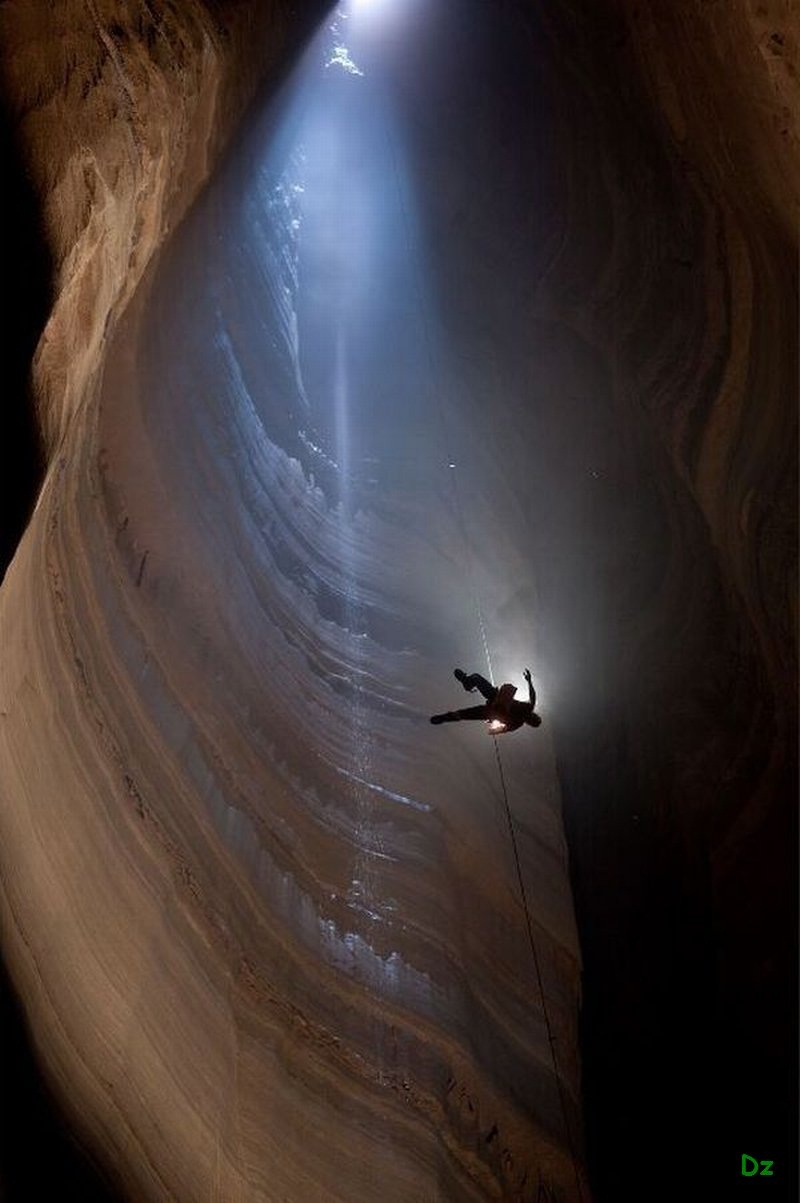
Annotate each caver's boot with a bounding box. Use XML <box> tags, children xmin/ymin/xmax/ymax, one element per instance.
<box><xmin>454</xmin><ymin>669</ymin><xmax>475</xmax><ymax>692</ymax></box>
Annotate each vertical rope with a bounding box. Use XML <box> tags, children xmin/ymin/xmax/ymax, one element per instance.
<box><xmin>446</xmin><ymin>464</ymin><xmax>494</xmax><ymax>680</ymax></box>
<box><xmin>384</xmin><ymin>126</ymin><xmax>493</xmax><ymax>679</ymax></box>
<box><xmin>491</xmin><ymin>738</ymin><xmax>586</xmax><ymax>1203</ymax></box>
<box><xmin>385</xmin><ymin>115</ymin><xmax>585</xmax><ymax>1202</ymax></box>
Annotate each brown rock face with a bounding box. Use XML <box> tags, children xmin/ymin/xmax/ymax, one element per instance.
<box><xmin>0</xmin><ymin>0</ymin><xmax>322</xmax><ymax>454</ymax></box>
<box><xmin>1</xmin><ymin>3</ymin><xmax>587</xmax><ymax>1200</ymax></box>
<box><xmin>0</xmin><ymin>1</ymin><xmax>796</xmax><ymax>1202</ymax></box>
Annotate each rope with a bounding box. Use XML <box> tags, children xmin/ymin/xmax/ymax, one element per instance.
<box><xmin>445</xmin><ymin>464</ymin><xmax>494</xmax><ymax>680</ymax></box>
<box><xmin>491</xmin><ymin>738</ymin><xmax>586</xmax><ymax>1203</ymax></box>
<box><xmin>383</xmin><ymin>125</ymin><xmax>492</xmax><ymax>678</ymax></box>
<box><xmin>385</xmin><ymin>114</ymin><xmax>585</xmax><ymax>1203</ymax></box>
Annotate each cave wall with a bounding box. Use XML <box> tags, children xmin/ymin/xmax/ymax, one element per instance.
<box><xmin>521</xmin><ymin>0</ymin><xmax>798</xmax><ymax>1193</ymax></box>
<box><xmin>0</xmin><ymin>1</ymin><xmax>796</xmax><ymax>1201</ymax></box>
<box><xmin>375</xmin><ymin>0</ymin><xmax>797</xmax><ymax>1193</ymax></box>
<box><xmin>0</xmin><ymin>4</ymin><xmax>588</xmax><ymax>1201</ymax></box>
<box><xmin>0</xmin><ymin>0</ymin><xmax>326</xmax><ymax>453</ymax></box>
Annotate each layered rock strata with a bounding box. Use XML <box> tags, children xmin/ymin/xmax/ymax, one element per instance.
<box><xmin>1</xmin><ymin>3</ymin><xmax>587</xmax><ymax>1201</ymax></box>
<box><xmin>0</xmin><ymin>0</ymin><xmax>796</xmax><ymax>1201</ymax></box>
<box><xmin>0</xmin><ymin>0</ymin><xmax>325</xmax><ymax>452</ymax></box>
